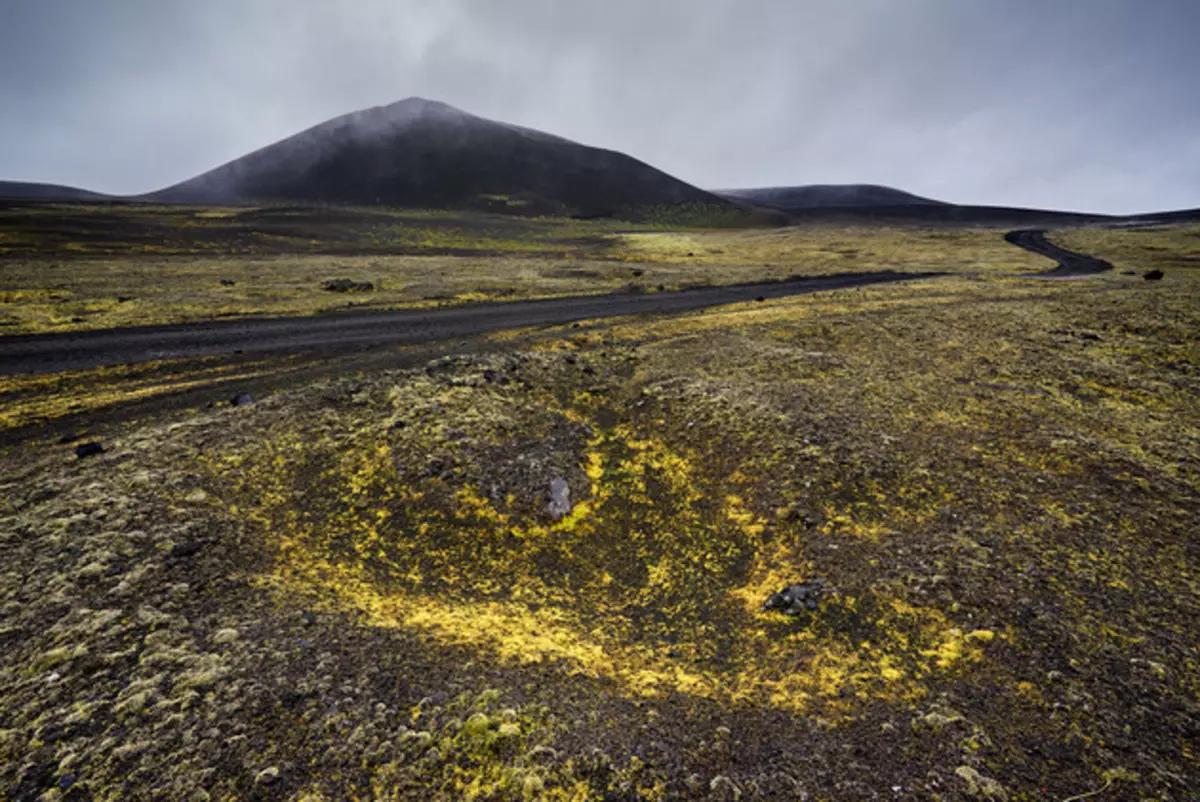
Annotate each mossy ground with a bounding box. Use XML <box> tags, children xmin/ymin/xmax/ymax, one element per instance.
<box><xmin>1</xmin><ymin>204</ymin><xmax>1047</xmax><ymax>336</ymax></box>
<box><xmin>1</xmin><ymin>216</ymin><xmax>1197</xmax><ymax>800</ymax></box>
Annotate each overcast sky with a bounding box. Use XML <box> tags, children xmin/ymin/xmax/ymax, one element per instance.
<box><xmin>2</xmin><ymin>0</ymin><xmax>1197</xmax><ymax>214</ymax></box>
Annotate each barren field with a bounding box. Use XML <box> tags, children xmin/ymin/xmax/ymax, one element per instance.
<box><xmin>1</xmin><ymin>207</ymin><xmax>1197</xmax><ymax>801</ymax></box>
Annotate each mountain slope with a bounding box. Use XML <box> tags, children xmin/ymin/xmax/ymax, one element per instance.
<box><xmin>714</xmin><ymin>183</ymin><xmax>947</xmax><ymax>212</ymax></box>
<box><xmin>146</xmin><ymin>98</ymin><xmax>741</xmax><ymax>220</ymax></box>
<box><xmin>0</xmin><ymin>181</ymin><xmax>109</xmax><ymax>202</ymax></box>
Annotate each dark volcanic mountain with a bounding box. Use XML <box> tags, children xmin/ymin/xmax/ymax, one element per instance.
<box><xmin>0</xmin><ymin>181</ymin><xmax>109</xmax><ymax>201</ymax></box>
<box><xmin>146</xmin><ymin>98</ymin><xmax>738</xmax><ymax>219</ymax></box>
<box><xmin>715</xmin><ymin>183</ymin><xmax>1137</xmax><ymax>226</ymax></box>
<box><xmin>715</xmin><ymin>183</ymin><xmax>947</xmax><ymax>212</ymax></box>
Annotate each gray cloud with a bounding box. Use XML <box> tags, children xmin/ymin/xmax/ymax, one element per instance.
<box><xmin>2</xmin><ymin>0</ymin><xmax>1197</xmax><ymax>213</ymax></box>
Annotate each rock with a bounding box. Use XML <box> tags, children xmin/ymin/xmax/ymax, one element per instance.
<box><xmin>955</xmin><ymin>766</ymin><xmax>1008</xmax><ymax>800</ymax></box>
<box><xmin>709</xmin><ymin>775</ymin><xmax>742</xmax><ymax>800</ymax></box>
<box><xmin>74</xmin><ymin>442</ymin><xmax>105</xmax><ymax>459</ymax></box>
<box><xmin>169</xmin><ymin>542</ymin><xmax>202</xmax><ymax>559</ymax></box>
<box><xmin>219</xmin><ymin>279</ymin><xmax>237</xmax><ymax>286</ymax></box>
<box><xmin>184</xmin><ymin>489</ymin><xmax>208</xmax><ymax>504</ymax></box>
<box><xmin>254</xmin><ymin>766</ymin><xmax>281</xmax><ymax>785</ymax></box>
<box><xmin>762</xmin><ymin>579</ymin><xmax>826</xmax><ymax>615</ymax></box>
<box><xmin>548</xmin><ymin>477</ymin><xmax>572</xmax><ymax>520</ymax></box>
<box><xmin>1120</xmin><ymin>270</ymin><xmax>1136</xmax><ymax>275</ymax></box>
<box><xmin>755</xmin><ymin>296</ymin><xmax>765</xmax><ymax>302</ymax></box>
<box><xmin>912</xmin><ymin>707</ymin><xmax>966</xmax><ymax>733</ymax></box>
<box><xmin>322</xmin><ymin>278</ymin><xmax>374</xmax><ymax>292</ymax></box>
<box><xmin>230</xmin><ymin>393</ymin><xmax>255</xmax><ymax>407</ymax></box>
<box><xmin>213</xmin><ymin>628</ymin><xmax>240</xmax><ymax>644</ymax></box>
<box><xmin>1143</xmin><ymin>270</ymin><xmax>1164</xmax><ymax>281</ymax></box>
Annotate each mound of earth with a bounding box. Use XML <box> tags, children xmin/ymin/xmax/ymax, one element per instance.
<box><xmin>715</xmin><ymin>183</ymin><xmax>947</xmax><ymax>211</ymax></box>
<box><xmin>714</xmin><ymin>184</ymin><xmax>1128</xmax><ymax>226</ymax></box>
<box><xmin>144</xmin><ymin>98</ymin><xmax>744</xmax><ymax>220</ymax></box>
<box><xmin>0</xmin><ymin>181</ymin><xmax>110</xmax><ymax>202</ymax></box>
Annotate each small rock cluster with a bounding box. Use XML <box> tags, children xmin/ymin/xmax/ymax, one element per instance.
<box><xmin>761</xmin><ymin>579</ymin><xmax>827</xmax><ymax>615</ymax></box>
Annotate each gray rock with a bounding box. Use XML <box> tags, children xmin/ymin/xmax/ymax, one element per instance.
<box><xmin>762</xmin><ymin>579</ymin><xmax>827</xmax><ymax>615</ymax></box>
<box><xmin>548</xmin><ymin>477</ymin><xmax>572</xmax><ymax>520</ymax></box>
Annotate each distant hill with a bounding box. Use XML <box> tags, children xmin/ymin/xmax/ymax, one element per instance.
<box><xmin>714</xmin><ymin>184</ymin><xmax>1133</xmax><ymax>226</ymax></box>
<box><xmin>715</xmin><ymin>183</ymin><xmax>947</xmax><ymax>212</ymax></box>
<box><xmin>0</xmin><ymin>181</ymin><xmax>109</xmax><ymax>201</ymax></box>
<box><xmin>145</xmin><ymin>98</ymin><xmax>747</xmax><ymax>221</ymax></box>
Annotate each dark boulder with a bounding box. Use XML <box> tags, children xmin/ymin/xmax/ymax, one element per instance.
<box><xmin>762</xmin><ymin>579</ymin><xmax>827</xmax><ymax>615</ymax></box>
<box><xmin>1144</xmin><ymin>270</ymin><xmax>1165</xmax><ymax>281</ymax></box>
<box><xmin>74</xmin><ymin>442</ymin><xmax>105</xmax><ymax>459</ymax></box>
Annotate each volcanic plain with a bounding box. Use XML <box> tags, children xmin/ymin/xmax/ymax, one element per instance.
<box><xmin>1</xmin><ymin>203</ymin><xmax>1198</xmax><ymax>801</ymax></box>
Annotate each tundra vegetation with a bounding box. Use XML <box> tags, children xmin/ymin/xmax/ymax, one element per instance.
<box><xmin>0</xmin><ymin>205</ymin><xmax>1197</xmax><ymax>800</ymax></box>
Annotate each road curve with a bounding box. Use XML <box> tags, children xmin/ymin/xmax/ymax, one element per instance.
<box><xmin>0</xmin><ymin>270</ymin><xmax>934</xmax><ymax>376</ymax></box>
<box><xmin>1004</xmin><ymin>229</ymin><xmax>1113</xmax><ymax>276</ymax></box>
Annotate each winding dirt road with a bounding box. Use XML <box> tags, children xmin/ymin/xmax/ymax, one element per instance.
<box><xmin>0</xmin><ymin>271</ymin><xmax>930</xmax><ymax>377</ymax></box>
<box><xmin>1004</xmin><ymin>229</ymin><xmax>1113</xmax><ymax>276</ymax></box>
<box><xmin>0</xmin><ymin>228</ymin><xmax>1114</xmax><ymax>379</ymax></box>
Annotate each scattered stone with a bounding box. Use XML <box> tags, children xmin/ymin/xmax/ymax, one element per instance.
<box><xmin>322</xmin><ymin>278</ymin><xmax>374</xmax><ymax>292</ymax></box>
<box><xmin>912</xmin><ymin>707</ymin><xmax>966</xmax><ymax>733</ymax></box>
<box><xmin>709</xmin><ymin>775</ymin><xmax>742</xmax><ymax>800</ymax></box>
<box><xmin>1143</xmin><ymin>269</ymin><xmax>1164</xmax><ymax>281</ymax></box>
<box><xmin>57</xmin><ymin>773</ymin><xmax>76</xmax><ymax>790</ymax></box>
<box><xmin>74</xmin><ymin>442</ymin><xmax>105</xmax><ymax>459</ymax></box>
<box><xmin>169</xmin><ymin>542</ymin><xmax>202</xmax><ymax>559</ymax></box>
<box><xmin>954</xmin><ymin>766</ymin><xmax>1008</xmax><ymax>800</ymax></box>
<box><xmin>631</xmin><ymin>269</ymin><xmax>645</xmax><ymax>277</ymax></box>
<box><xmin>213</xmin><ymin>628</ymin><xmax>240</xmax><ymax>645</ymax></box>
<box><xmin>762</xmin><ymin>579</ymin><xmax>826</xmax><ymax>615</ymax></box>
<box><xmin>116</xmin><ymin>295</ymin><xmax>134</xmax><ymax>303</ymax></box>
<box><xmin>548</xmin><ymin>477</ymin><xmax>572</xmax><ymax>520</ymax></box>
<box><xmin>230</xmin><ymin>393</ymin><xmax>255</xmax><ymax>407</ymax></box>
<box><xmin>254</xmin><ymin>766</ymin><xmax>281</xmax><ymax>785</ymax></box>
<box><xmin>219</xmin><ymin>279</ymin><xmax>237</xmax><ymax>286</ymax></box>
<box><xmin>755</xmin><ymin>296</ymin><xmax>766</xmax><ymax>302</ymax></box>
<box><xmin>1079</xmin><ymin>332</ymin><xmax>1101</xmax><ymax>341</ymax></box>
<box><xmin>184</xmin><ymin>489</ymin><xmax>209</xmax><ymax>504</ymax></box>
<box><xmin>1120</xmin><ymin>270</ymin><xmax>1137</xmax><ymax>275</ymax></box>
